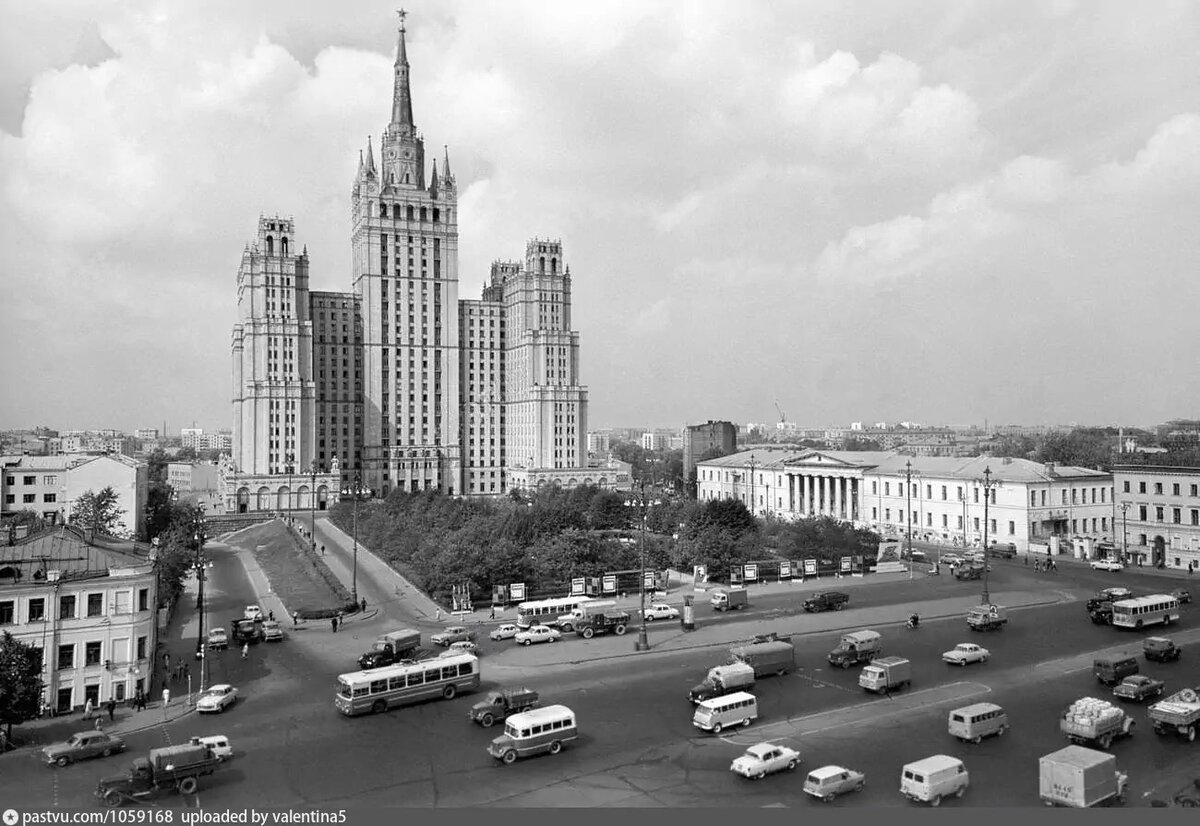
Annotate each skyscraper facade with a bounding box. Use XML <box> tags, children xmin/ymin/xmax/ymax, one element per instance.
<box><xmin>228</xmin><ymin>13</ymin><xmax>614</xmax><ymax>506</ymax></box>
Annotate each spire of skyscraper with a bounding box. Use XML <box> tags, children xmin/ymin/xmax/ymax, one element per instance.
<box><xmin>392</xmin><ymin>9</ymin><xmax>414</xmax><ymax>130</ymax></box>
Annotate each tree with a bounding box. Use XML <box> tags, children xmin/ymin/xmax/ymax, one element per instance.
<box><xmin>0</xmin><ymin>632</ymin><xmax>44</xmax><ymax>747</ymax></box>
<box><xmin>153</xmin><ymin>502</ymin><xmax>206</xmax><ymax>609</ymax></box>
<box><xmin>1035</xmin><ymin>428</ymin><xmax>1118</xmax><ymax>471</ymax></box>
<box><xmin>142</xmin><ymin>481</ymin><xmax>175</xmax><ymax>543</ymax></box>
<box><xmin>5</xmin><ymin>510</ymin><xmax>48</xmax><ymax>539</ymax></box>
<box><xmin>144</xmin><ymin>448</ymin><xmax>171</xmax><ymax>485</ymax></box>
<box><xmin>69</xmin><ymin>487</ymin><xmax>127</xmax><ymax>537</ymax></box>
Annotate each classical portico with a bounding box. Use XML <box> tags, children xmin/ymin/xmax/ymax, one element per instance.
<box><xmin>778</xmin><ymin>453</ymin><xmax>885</xmax><ymax>522</ymax></box>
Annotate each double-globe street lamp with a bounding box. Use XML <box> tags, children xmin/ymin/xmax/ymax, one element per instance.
<box><xmin>351</xmin><ymin>472</ymin><xmax>361</xmax><ymax>604</ymax></box>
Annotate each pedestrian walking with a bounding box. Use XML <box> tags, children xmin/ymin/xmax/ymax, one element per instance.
<box><xmin>360</xmin><ymin>597</ymin><xmax>367</xmax><ymax>613</ymax></box>
<box><xmin>321</xmin><ymin>544</ymin><xmax>325</xmax><ymax>556</ymax></box>
<box><xmin>84</xmin><ymin>698</ymin><xmax>94</xmax><ymax>720</ymax></box>
<box><xmin>163</xmin><ymin>652</ymin><xmax>171</xmax><ymax>672</ymax></box>
<box><xmin>134</xmin><ymin>689</ymin><xmax>144</xmax><ymax>712</ymax></box>
<box><xmin>106</xmin><ymin>698</ymin><xmax>116</xmax><ymax>722</ymax></box>
<box><xmin>292</xmin><ymin>612</ymin><xmax>298</xmax><ymax>627</ymax></box>
<box><xmin>241</xmin><ymin>643</ymin><xmax>249</xmax><ymax>659</ymax></box>
<box><xmin>162</xmin><ymin>687</ymin><xmax>170</xmax><ymax>708</ymax></box>
<box><xmin>268</xmin><ymin>610</ymin><xmax>275</xmax><ymax>622</ymax></box>
<box><xmin>1024</xmin><ymin>554</ymin><xmax>1029</xmax><ymax>566</ymax></box>
<box><xmin>94</xmin><ymin>717</ymin><xmax>103</xmax><ymax>731</ymax></box>
<box><xmin>489</xmin><ymin>606</ymin><xmax>496</xmax><ymax>621</ymax></box>
<box><xmin>331</xmin><ymin>616</ymin><xmax>339</xmax><ymax>633</ymax></box>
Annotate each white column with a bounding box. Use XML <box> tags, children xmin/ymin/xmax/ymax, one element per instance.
<box><xmin>834</xmin><ymin>476</ymin><xmax>843</xmax><ymax>520</ymax></box>
<box><xmin>819</xmin><ymin>476</ymin><xmax>827</xmax><ymax>515</ymax></box>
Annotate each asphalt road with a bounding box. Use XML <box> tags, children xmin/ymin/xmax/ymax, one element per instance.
<box><xmin>6</xmin><ymin>551</ymin><xmax>1198</xmax><ymax>809</ymax></box>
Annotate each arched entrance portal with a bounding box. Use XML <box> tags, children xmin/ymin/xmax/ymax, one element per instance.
<box><xmin>1152</xmin><ymin>535</ymin><xmax>1166</xmax><ymax>567</ymax></box>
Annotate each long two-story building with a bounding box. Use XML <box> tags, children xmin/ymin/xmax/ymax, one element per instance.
<box><xmin>697</xmin><ymin>449</ymin><xmax>1114</xmax><ymax>555</ymax></box>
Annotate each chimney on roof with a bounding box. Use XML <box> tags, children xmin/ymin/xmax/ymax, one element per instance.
<box><xmin>1045</xmin><ymin>461</ymin><xmax>1056</xmax><ymax>476</ymax></box>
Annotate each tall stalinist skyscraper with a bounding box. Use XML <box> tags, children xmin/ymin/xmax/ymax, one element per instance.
<box><xmin>228</xmin><ymin>12</ymin><xmax>616</xmax><ymax>511</ymax></box>
<box><xmin>352</xmin><ymin>12</ymin><xmax>462</xmax><ymax>496</ymax></box>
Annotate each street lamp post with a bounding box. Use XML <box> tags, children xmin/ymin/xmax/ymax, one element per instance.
<box><xmin>903</xmin><ymin>461</ymin><xmax>914</xmax><ymax>580</ymax></box>
<box><xmin>978</xmin><ymin>466</ymin><xmax>999</xmax><ymax>605</ymax></box>
<box><xmin>352</xmin><ymin>472</ymin><xmax>361</xmax><ymax>604</ymax></box>
<box><xmin>309</xmin><ymin>460</ymin><xmax>318</xmax><ymax>556</ymax></box>
<box><xmin>193</xmin><ymin>508</ymin><xmax>208</xmax><ymax>699</ymax></box>
<box><xmin>624</xmin><ymin>477</ymin><xmax>657</xmax><ymax>652</ymax></box>
<box><xmin>1119</xmin><ymin>501</ymin><xmax>1130</xmax><ymax>565</ymax></box>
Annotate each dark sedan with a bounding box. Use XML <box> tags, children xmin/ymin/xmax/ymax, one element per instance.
<box><xmin>1112</xmin><ymin>675</ymin><xmax>1165</xmax><ymax>702</ymax></box>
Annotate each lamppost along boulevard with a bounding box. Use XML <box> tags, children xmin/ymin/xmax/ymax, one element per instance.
<box><xmin>624</xmin><ymin>476</ymin><xmax>659</xmax><ymax>652</ymax></box>
<box><xmin>977</xmin><ymin>466</ymin><xmax>1000</xmax><ymax>605</ymax></box>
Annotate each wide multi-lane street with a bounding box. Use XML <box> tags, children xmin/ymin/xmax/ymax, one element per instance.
<box><xmin>4</xmin><ymin>541</ymin><xmax>1198</xmax><ymax>809</ymax></box>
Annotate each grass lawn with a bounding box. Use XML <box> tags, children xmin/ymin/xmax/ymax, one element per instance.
<box><xmin>225</xmin><ymin>520</ymin><xmax>351</xmax><ymax>613</ymax></box>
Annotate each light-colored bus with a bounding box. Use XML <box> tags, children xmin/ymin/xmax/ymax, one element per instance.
<box><xmin>515</xmin><ymin>596</ymin><xmax>594</xmax><ymax>629</ymax></box>
<box><xmin>488</xmin><ymin>705</ymin><xmax>578</xmax><ymax>764</ymax></box>
<box><xmin>335</xmin><ymin>652</ymin><xmax>480</xmax><ymax>716</ymax></box>
<box><xmin>1110</xmin><ymin>595</ymin><xmax>1181</xmax><ymax>629</ymax></box>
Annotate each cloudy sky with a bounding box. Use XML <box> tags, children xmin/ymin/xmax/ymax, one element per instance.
<box><xmin>3</xmin><ymin>0</ymin><xmax>1198</xmax><ymax>434</ymax></box>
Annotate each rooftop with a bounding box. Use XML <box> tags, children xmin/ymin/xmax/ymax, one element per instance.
<box><xmin>0</xmin><ymin>525</ymin><xmax>153</xmax><ymax>585</ymax></box>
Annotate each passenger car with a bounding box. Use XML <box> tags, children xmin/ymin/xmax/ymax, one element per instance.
<box><xmin>197</xmin><ymin>684</ymin><xmax>240</xmax><ymax>713</ymax></box>
<box><xmin>1098</xmin><ymin>587</ymin><xmax>1134</xmax><ymax>602</ymax></box>
<box><xmin>190</xmin><ymin>735</ymin><xmax>233</xmax><ymax>762</ymax></box>
<box><xmin>803</xmin><ymin>765</ymin><xmax>866</xmax><ymax>801</ymax></box>
<box><xmin>490</xmin><ymin>623</ymin><xmax>520</xmax><ymax>641</ymax></box>
<box><xmin>1091</xmin><ymin>559</ymin><xmax>1124</xmax><ymax>571</ymax></box>
<box><xmin>1172</xmin><ymin>588</ymin><xmax>1192</xmax><ymax>604</ymax></box>
<box><xmin>207</xmin><ymin>627</ymin><xmax>229</xmax><ymax>650</ymax></box>
<box><xmin>430</xmin><ymin>626</ymin><xmax>476</xmax><ymax>646</ymax></box>
<box><xmin>988</xmin><ymin>543</ymin><xmax>1017</xmax><ymax>559</ymax></box>
<box><xmin>643</xmin><ymin>603</ymin><xmax>679</xmax><ymax>621</ymax></box>
<box><xmin>1112</xmin><ymin>674</ymin><xmax>1165</xmax><ymax>702</ymax></box>
<box><xmin>261</xmin><ymin>620</ymin><xmax>284</xmax><ymax>641</ymax></box>
<box><xmin>444</xmin><ymin>640</ymin><xmax>478</xmax><ymax>655</ymax></box>
<box><xmin>244</xmin><ymin>605</ymin><xmax>264</xmax><ymax>621</ymax></box>
<box><xmin>43</xmin><ymin>732</ymin><xmax>126</xmax><ymax>767</ymax></box>
<box><xmin>942</xmin><ymin>644</ymin><xmax>990</xmax><ymax>666</ymax></box>
<box><xmin>729</xmin><ymin>742</ymin><xmax>801</xmax><ymax>779</ymax></box>
<box><xmin>515</xmin><ymin>625</ymin><xmax>561</xmax><ymax>646</ymax></box>
<box><xmin>940</xmin><ymin>553</ymin><xmax>964</xmax><ymax>567</ymax></box>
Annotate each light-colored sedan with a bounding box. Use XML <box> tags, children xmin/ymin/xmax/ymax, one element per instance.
<box><xmin>515</xmin><ymin>625</ymin><xmax>561</xmax><ymax>646</ymax></box>
<box><xmin>942</xmin><ymin>643</ymin><xmax>990</xmax><ymax>666</ymax></box>
<box><xmin>940</xmin><ymin>554</ymin><xmax>964</xmax><ymax>567</ymax></box>
<box><xmin>489</xmin><ymin>623</ymin><xmax>520</xmax><ymax>641</ymax></box>
<box><xmin>444</xmin><ymin>640</ymin><xmax>478</xmax><ymax>656</ymax></box>
<box><xmin>261</xmin><ymin>620</ymin><xmax>284</xmax><ymax>641</ymax></box>
<box><xmin>730</xmin><ymin>742</ymin><xmax>801</xmax><ymax>779</ymax></box>
<box><xmin>643</xmin><ymin>603</ymin><xmax>679</xmax><ymax>621</ymax></box>
<box><xmin>803</xmin><ymin>765</ymin><xmax>867</xmax><ymax>801</ymax></box>
<box><xmin>1091</xmin><ymin>559</ymin><xmax>1124</xmax><ymax>572</ymax></box>
<box><xmin>244</xmin><ymin>605</ymin><xmax>264</xmax><ymax>621</ymax></box>
<box><xmin>197</xmin><ymin>684</ymin><xmax>240</xmax><ymax>713</ymax></box>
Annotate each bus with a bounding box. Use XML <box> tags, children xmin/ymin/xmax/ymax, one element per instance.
<box><xmin>515</xmin><ymin>596</ymin><xmax>594</xmax><ymax>629</ymax></box>
<box><xmin>335</xmin><ymin>652</ymin><xmax>480</xmax><ymax>716</ymax></box>
<box><xmin>1110</xmin><ymin>595</ymin><xmax>1181</xmax><ymax>630</ymax></box>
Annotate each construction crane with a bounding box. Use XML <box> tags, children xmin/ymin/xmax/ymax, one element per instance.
<box><xmin>774</xmin><ymin>399</ymin><xmax>787</xmax><ymax>424</ymax></box>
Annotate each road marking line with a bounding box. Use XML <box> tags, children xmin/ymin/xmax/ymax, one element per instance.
<box><xmin>718</xmin><ymin>681</ymin><xmax>991</xmax><ymax>744</ymax></box>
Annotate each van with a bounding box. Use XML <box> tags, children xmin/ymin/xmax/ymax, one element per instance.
<box><xmin>711</xmin><ymin>589</ymin><xmax>749</xmax><ymax>612</ymax></box>
<box><xmin>487</xmin><ymin>705</ymin><xmax>578</xmax><ymax>765</ymax></box>
<box><xmin>900</xmin><ymin>755</ymin><xmax>969</xmax><ymax>806</ymax></box>
<box><xmin>689</xmin><ymin>662</ymin><xmax>756</xmax><ymax>704</ymax></box>
<box><xmin>1093</xmin><ymin>655</ymin><xmax>1138</xmax><ymax>686</ymax></box>
<box><xmin>729</xmin><ymin>639</ymin><xmax>795</xmax><ymax>677</ymax></box>
<box><xmin>948</xmin><ymin>703</ymin><xmax>1009</xmax><ymax>743</ymax></box>
<box><xmin>189</xmin><ymin>735</ymin><xmax>232</xmax><ymax>762</ymax></box>
<box><xmin>692</xmin><ymin>691</ymin><xmax>758</xmax><ymax>735</ymax></box>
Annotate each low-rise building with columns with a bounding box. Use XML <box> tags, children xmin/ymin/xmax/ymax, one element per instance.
<box><xmin>697</xmin><ymin>450</ymin><xmax>1114</xmax><ymax>554</ymax></box>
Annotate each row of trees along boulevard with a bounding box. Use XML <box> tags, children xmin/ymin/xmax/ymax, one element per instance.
<box><xmin>326</xmin><ymin>484</ymin><xmax>883</xmax><ymax>607</ymax></box>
